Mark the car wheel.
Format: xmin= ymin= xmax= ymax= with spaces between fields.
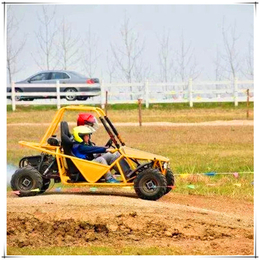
xmin=65 ymin=88 xmax=77 ymax=101
xmin=15 ymin=88 xmax=24 ymax=101
xmin=10 ymin=166 xmax=43 ymax=197
xmin=10 ymin=88 xmax=23 ymax=101
xmin=134 ymin=168 xmax=167 ymax=201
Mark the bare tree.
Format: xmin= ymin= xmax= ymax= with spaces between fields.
xmin=6 ymin=6 xmax=26 ymax=83
xmin=212 ymin=45 xmax=227 ymax=98
xmin=133 ymin=58 xmax=151 ymax=83
xmin=57 ymin=18 xmax=81 ymax=70
xmin=213 ymin=46 xmax=225 ymax=81
xmin=82 ymin=25 xmax=99 ymax=78
xmin=243 ymin=39 xmax=254 ymax=80
xmin=106 ymin=49 xmax=116 ymax=83
xmin=221 ymin=20 xmax=241 ymax=80
xmin=110 ymin=14 xmax=145 ymax=83
xmin=158 ymin=28 xmax=174 ymax=82
xmin=34 ymin=6 xmax=58 ymax=70
xmin=176 ymin=32 xmax=201 ymax=83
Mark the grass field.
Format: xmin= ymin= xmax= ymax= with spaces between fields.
xmin=7 ymin=102 xmax=253 ymax=123
xmin=6 ymin=104 xmax=254 ymax=200
xmin=7 ymin=245 xmax=185 ymax=255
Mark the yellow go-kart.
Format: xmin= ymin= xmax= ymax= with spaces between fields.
xmin=10 ymin=106 xmax=175 ymax=200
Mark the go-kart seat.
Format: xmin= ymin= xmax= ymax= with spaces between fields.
xmin=60 ymin=121 xmax=105 ymax=183
xmin=60 ymin=121 xmax=79 ymax=178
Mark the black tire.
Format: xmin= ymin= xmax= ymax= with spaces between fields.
xmin=64 ymin=87 xmax=77 ymax=101
xmin=77 ymin=96 xmax=89 ymax=101
xmin=134 ymin=168 xmax=167 ymax=201
xmin=165 ymin=169 xmax=175 ymax=195
xmin=10 ymin=166 xmax=43 ymax=197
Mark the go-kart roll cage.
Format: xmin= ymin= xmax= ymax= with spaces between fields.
xmin=18 ymin=106 xmax=169 ymax=186
xmin=40 ymin=105 xmax=124 ymax=148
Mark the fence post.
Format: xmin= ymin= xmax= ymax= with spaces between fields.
xmin=188 ymin=78 xmax=193 ymax=107
xmin=138 ymin=98 xmax=142 ymax=126
xmin=246 ymin=89 xmax=250 ymax=119
xmin=145 ymin=79 xmax=149 ymax=108
xmin=56 ymin=80 xmax=60 ymax=109
xmin=11 ymin=81 xmax=16 ymax=111
xmin=234 ymin=77 xmax=238 ymax=106
xmin=100 ymin=80 xmax=105 ymax=109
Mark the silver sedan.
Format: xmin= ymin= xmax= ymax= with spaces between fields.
xmin=7 ymin=70 xmax=100 ymax=101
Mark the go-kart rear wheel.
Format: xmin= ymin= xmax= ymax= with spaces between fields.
xmin=165 ymin=169 xmax=175 ymax=195
xmin=10 ymin=166 xmax=43 ymax=197
xmin=134 ymin=168 xmax=167 ymax=201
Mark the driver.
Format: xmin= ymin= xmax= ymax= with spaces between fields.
xmin=76 ymin=113 xmax=131 ymax=176
xmin=76 ymin=113 xmax=99 ymax=145
xmin=72 ymin=125 xmax=120 ymax=183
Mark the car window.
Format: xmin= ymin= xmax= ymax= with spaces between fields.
xmin=51 ymin=72 xmax=70 ymax=80
xmin=30 ymin=73 xmax=50 ymax=82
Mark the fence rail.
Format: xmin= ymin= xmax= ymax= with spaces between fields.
xmin=6 ymin=78 xmax=254 ymax=111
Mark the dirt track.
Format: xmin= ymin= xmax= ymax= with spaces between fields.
xmin=6 ymin=188 xmax=254 ymax=255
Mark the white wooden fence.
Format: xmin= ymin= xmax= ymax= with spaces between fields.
xmin=6 ymin=78 xmax=254 ymax=111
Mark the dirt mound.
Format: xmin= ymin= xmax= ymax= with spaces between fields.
xmin=6 ymin=190 xmax=254 ymax=255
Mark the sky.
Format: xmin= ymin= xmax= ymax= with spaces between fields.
xmin=4 ymin=2 xmax=255 ymax=83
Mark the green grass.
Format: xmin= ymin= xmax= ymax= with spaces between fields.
xmin=7 ymin=104 xmax=58 ymax=112
xmin=174 ymin=172 xmax=253 ymax=200
xmin=7 ymin=102 xmax=254 ymax=124
xmin=7 ymin=245 xmax=186 ymax=255
xmin=7 ymin=101 xmax=254 ymax=112
xmin=6 ymin=125 xmax=254 ymax=172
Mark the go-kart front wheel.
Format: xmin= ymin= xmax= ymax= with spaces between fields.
xmin=134 ymin=168 xmax=167 ymax=201
xmin=10 ymin=166 xmax=43 ymax=197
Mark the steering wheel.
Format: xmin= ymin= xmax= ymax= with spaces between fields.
xmin=105 ymin=138 xmax=114 ymax=148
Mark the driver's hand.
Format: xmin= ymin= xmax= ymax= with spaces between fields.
xmin=105 ymin=139 xmax=113 ymax=147
xmin=106 ymin=148 xmax=114 ymax=153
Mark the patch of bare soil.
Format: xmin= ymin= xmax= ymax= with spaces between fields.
xmin=6 ymin=188 xmax=254 ymax=255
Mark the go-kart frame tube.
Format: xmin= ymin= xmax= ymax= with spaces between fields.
xmin=39 ymin=106 xmax=125 ymax=149
xmin=19 ymin=141 xmax=134 ymax=186
xmin=99 ymin=117 xmax=120 ymax=148
xmin=104 ymin=116 xmax=125 ymax=146
xmin=40 ymin=106 xmax=107 ymax=146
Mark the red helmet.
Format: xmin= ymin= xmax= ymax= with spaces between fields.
xmin=77 ymin=113 xmax=99 ymax=129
